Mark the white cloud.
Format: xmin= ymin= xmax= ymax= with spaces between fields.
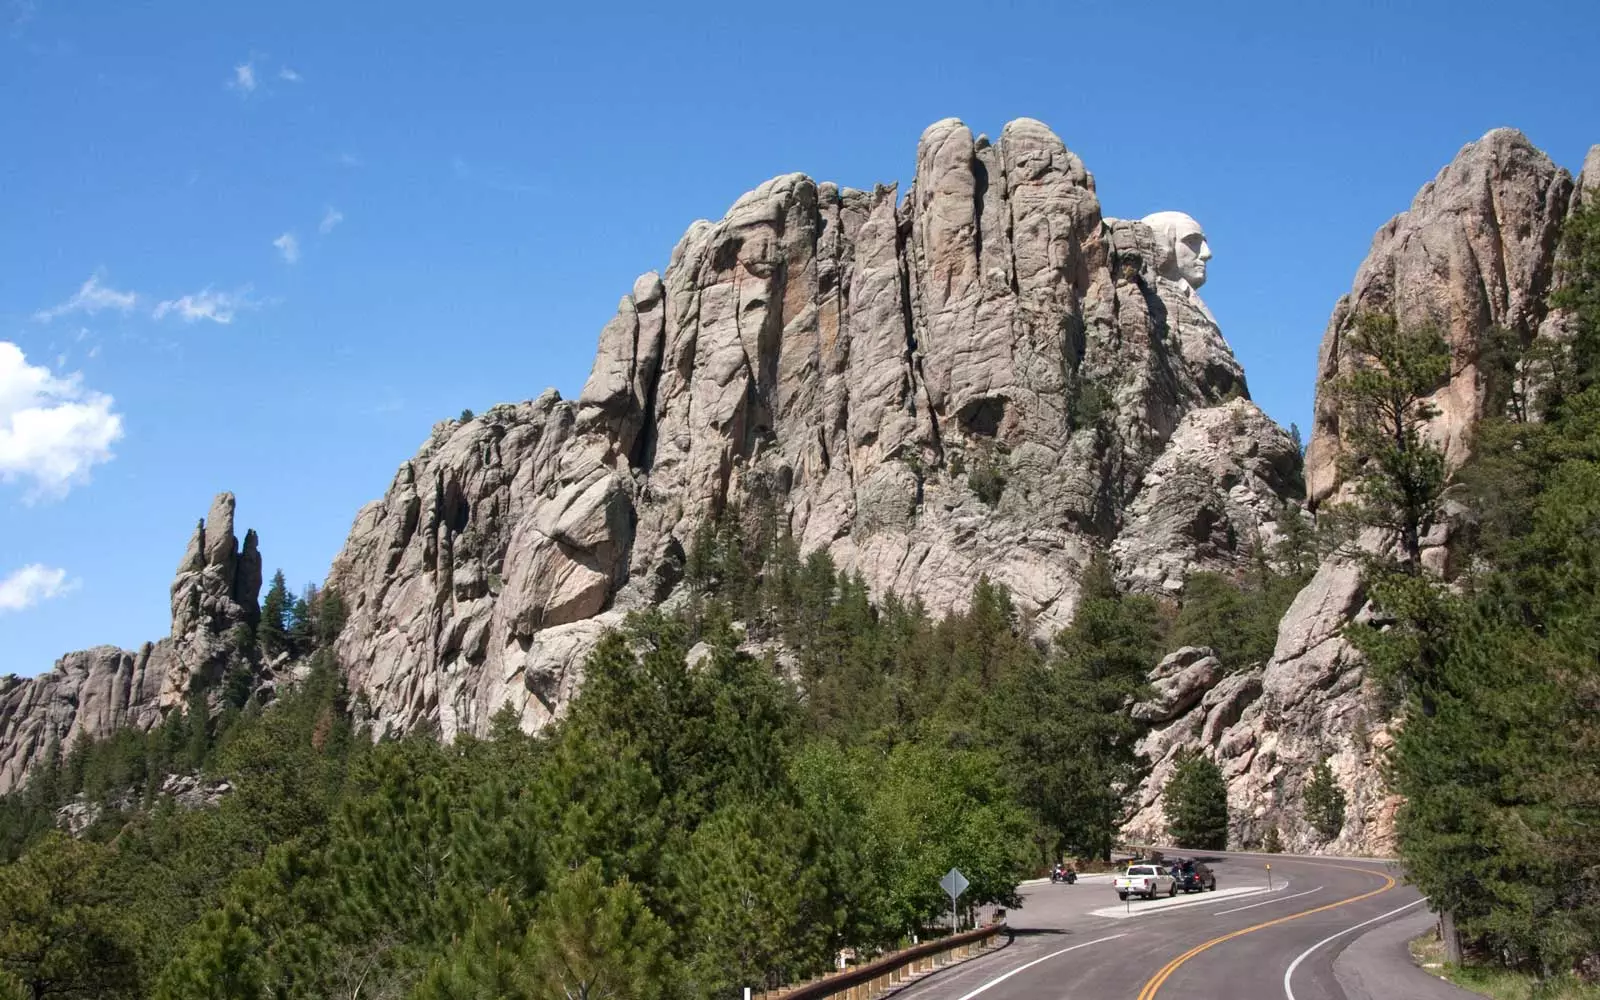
xmin=278 ymin=66 xmax=301 ymax=82
xmin=273 ymin=231 xmax=300 ymax=264
xmin=319 ymin=207 xmax=344 ymax=235
xmin=0 ymin=564 xmax=77 ymax=613
xmin=33 ymin=273 xmax=138 ymax=323
xmin=0 ymin=342 xmax=123 ymax=499
xmin=333 ymin=152 xmax=363 ymax=168
xmin=229 ymin=60 xmax=257 ymax=93
xmin=152 ymin=286 xmax=256 ymax=325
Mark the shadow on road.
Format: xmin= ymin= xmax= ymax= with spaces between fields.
xmin=1007 ymin=927 xmax=1068 ymax=938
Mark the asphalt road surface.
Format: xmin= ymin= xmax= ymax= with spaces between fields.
xmin=896 ymin=851 xmax=1472 ymax=1000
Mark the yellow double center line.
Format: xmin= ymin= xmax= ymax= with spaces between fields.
xmin=1135 ymin=862 xmax=1398 ymax=1000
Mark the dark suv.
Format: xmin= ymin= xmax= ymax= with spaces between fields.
xmin=1170 ymin=859 xmax=1217 ymax=893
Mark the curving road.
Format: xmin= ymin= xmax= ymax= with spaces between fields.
xmin=895 ymin=852 xmax=1472 ymax=1000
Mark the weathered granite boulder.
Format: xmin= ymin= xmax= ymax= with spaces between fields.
xmin=1132 ymin=647 xmax=1223 ymax=724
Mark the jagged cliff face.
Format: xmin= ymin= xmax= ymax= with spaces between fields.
xmin=328 ymin=117 xmax=1292 ymax=740
xmin=1304 ymin=129 xmax=1577 ymax=503
xmin=1124 ymin=130 xmax=1600 ymax=855
xmin=16 ymin=121 xmax=1583 ymax=848
xmin=0 ymin=494 xmax=259 ymax=794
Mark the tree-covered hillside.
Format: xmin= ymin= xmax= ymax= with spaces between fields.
xmin=1340 ymin=197 xmax=1600 ymax=984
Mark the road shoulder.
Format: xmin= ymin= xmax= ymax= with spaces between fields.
xmin=1332 ymin=909 xmax=1479 ymax=1000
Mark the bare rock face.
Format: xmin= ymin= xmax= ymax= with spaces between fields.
xmin=1126 ymin=130 xmax=1593 ymax=856
xmin=0 ymin=494 xmax=260 ymax=794
xmin=1123 ymin=558 xmax=1399 ymax=853
xmin=163 ymin=492 xmax=263 ymax=704
xmin=328 ymin=117 xmax=1292 ymax=741
xmin=1113 ymin=399 xmax=1301 ymax=594
xmin=1304 ymin=129 xmax=1574 ymax=502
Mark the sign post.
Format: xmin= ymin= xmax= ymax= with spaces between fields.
xmin=939 ymin=868 xmax=969 ymax=934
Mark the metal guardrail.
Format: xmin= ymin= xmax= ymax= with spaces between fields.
xmin=760 ymin=923 xmax=1010 ymax=1000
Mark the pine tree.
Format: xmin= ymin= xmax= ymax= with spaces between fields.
xmin=414 ymin=893 xmax=528 ymax=1000
xmin=1302 ymin=757 xmax=1346 ymax=843
xmin=0 ymin=833 xmax=139 ymax=1000
xmin=287 ymin=584 xmax=317 ymax=656
xmin=314 ymin=587 xmax=347 ymax=648
xmin=258 ymin=571 xmax=290 ymax=659
xmin=1328 ymin=313 xmax=1451 ymax=568
xmin=1550 ymin=198 xmax=1600 ymax=395
xmin=526 ymin=863 xmax=670 ymax=1000
xmin=1164 ymin=751 xmax=1229 ymax=850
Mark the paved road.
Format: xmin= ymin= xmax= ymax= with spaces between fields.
xmin=895 ymin=851 xmax=1473 ymax=1000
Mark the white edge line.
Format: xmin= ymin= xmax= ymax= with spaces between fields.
xmin=1282 ymin=897 xmax=1428 ymax=1000
xmin=951 ymin=933 xmax=1128 ymax=1000
xmin=1215 ymin=886 xmax=1324 ymax=916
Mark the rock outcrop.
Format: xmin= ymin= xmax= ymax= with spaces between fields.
xmin=1304 ymin=129 xmax=1574 ymax=502
xmin=0 ymin=494 xmax=260 ymax=794
xmin=1112 ymin=399 xmax=1300 ymax=595
xmin=1126 ymin=130 xmax=1597 ymax=855
xmin=328 ymin=117 xmax=1296 ymax=741
xmin=16 ymin=122 xmax=1589 ymax=854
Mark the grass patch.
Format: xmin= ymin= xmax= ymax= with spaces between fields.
xmin=1410 ymin=930 xmax=1600 ymax=1000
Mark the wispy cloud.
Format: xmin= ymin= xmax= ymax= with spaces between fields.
xmin=273 ymin=231 xmax=300 ymax=264
xmin=153 ymin=286 xmax=256 ymax=325
xmin=319 ymin=207 xmax=344 ymax=235
xmin=33 ymin=272 xmax=138 ymax=323
xmin=278 ymin=66 xmax=301 ymax=82
xmin=0 ymin=564 xmax=78 ymax=612
xmin=0 ymin=341 xmax=123 ymax=499
xmin=333 ymin=152 xmax=363 ymax=168
xmin=451 ymin=155 xmax=541 ymax=195
xmin=229 ymin=59 xmax=257 ymax=94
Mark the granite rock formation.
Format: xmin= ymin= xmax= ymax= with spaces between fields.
xmin=1125 ymin=130 xmax=1599 ymax=854
xmin=1304 ymin=129 xmax=1575 ymax=502
xmin=327 ymin=117 xmax=1295 ymax=741
xmin=0 ymin=494 xmax=260 ymax=794
xmin=13 ymin=122 xmax=1591 ymax=857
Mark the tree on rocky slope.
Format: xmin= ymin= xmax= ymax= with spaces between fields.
xmin=1302 ymin=757 xmax=1346 ymax=843
xmin=1381 ymin=199 xmax=1600 ymax=979
xmin=258 ymin=570 xmax=290 ymax=658
xmin=1329 ymin=313 xmax=1451 ymax=569
xmin=1163 ymin=751 xmax=1228 ymax=850
xmin=1551 ymin=193 xmax=1600 ymax=395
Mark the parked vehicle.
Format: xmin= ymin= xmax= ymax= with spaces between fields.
xmin=1115 ymin=864 xmax=1176 ymax=900
xmin=1169 ymin=859 xmax=1217 ymax=893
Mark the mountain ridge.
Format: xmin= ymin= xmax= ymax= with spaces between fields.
xmin=6 ymin=120 xmax=1594 ymax=861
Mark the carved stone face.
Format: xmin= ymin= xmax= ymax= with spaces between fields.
xmin=1141 ymin=211 xmax=1212 ymax=289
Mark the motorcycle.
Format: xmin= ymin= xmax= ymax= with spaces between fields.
xmin=1049 ymin=866 xmax=1077 ymax=884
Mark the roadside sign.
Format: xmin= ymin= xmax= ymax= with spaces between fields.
xmin=940 ymin=868 xmax=970 ymax=900
xmin=940 ymin=868 xmax=969 ymax=932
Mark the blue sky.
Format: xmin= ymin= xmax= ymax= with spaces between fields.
xmin=3 ymin=0 xmax=1597 ymax=676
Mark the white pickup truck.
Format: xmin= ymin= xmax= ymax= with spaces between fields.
xmin=1115 ymin=864 xmax=1177 ymax=900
